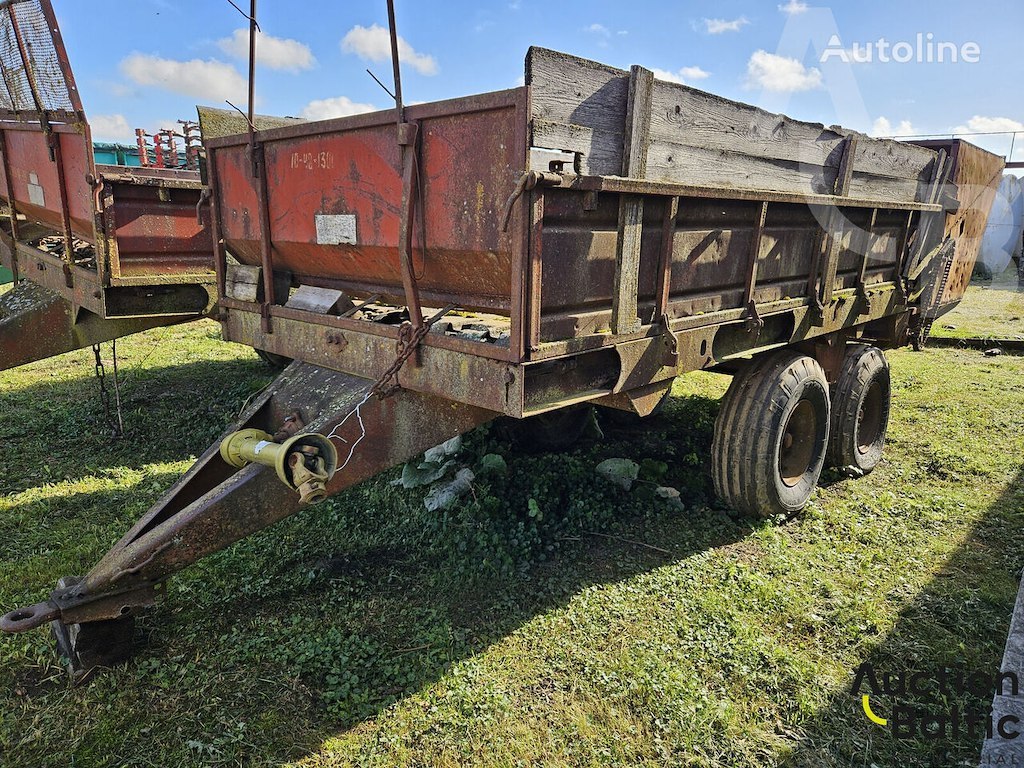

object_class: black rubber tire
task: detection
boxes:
[254,348,292,369]
[712,351,830,517]
[826,344,890,476]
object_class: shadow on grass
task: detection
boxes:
[779,464,1024,768]
[0,390,768,766]
[0,355,274,496]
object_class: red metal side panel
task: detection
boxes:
[107,178,214,278]
[209,90,528,313]
[1,126,93,240]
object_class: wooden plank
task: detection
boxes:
[834,136,857,196]
[611,65,653,335]
[613,199,644,334]
[284,285,353,314]
[621,65,653,175]
[531,119,928,200]
[527,47,627,138]
[197,105,305,140]
[225,263,261,303]
[526,47,937,203]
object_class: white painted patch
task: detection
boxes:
[27,172,44,207]
[253,440,271,456]
[315,214,357,245]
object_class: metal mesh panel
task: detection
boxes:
[0,0,74,115]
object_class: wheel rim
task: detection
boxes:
[857,379,884,455]
[779,398,818,487]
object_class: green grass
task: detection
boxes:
[930,266,1024,341]
[1,311,1023,767]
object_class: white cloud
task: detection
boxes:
[300,95,376,122]
[91,113,133,142]
[652,65,710,85]
[584,23,610,36]
[778,0,808,14]
[217,29,316,73]
[341,24,438,76]
[953,115,1024,134]
[120,53,248,102]
[102,81,137,99]
[745,50,822,92]
[871,117,915,137]
[703,17,749,34]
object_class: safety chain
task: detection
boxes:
[370,305,453,399]
[91,341,125,437]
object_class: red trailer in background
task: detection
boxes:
[0,0,214,372]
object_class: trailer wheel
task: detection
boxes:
[712,351,830,517]
[826,344,890,476]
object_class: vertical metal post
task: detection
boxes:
[246,0,257,144]
[742,201,768,324]
[207,148,227,303]
[855,208,877,304]
[527,192,544,350]
[387,0,404,127]
[152,133,165,169]
[241,0,277,333]
[0,131,19,281]
[387,0,423,328]
[8,4,47,127]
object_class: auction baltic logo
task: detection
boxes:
[853,663,1019,740]
[820,33,981,64]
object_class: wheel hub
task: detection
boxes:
[779,398,817,487]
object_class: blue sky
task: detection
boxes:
[56,0,1023,164]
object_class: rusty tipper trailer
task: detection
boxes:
[0,45,1002,673]
[0,0,214,371]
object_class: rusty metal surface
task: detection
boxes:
[221,305,518,414]
[203,46,954,392]
[207,89,529,315]
[0,279,188,371]
[0,37,984,669]
[566,175,944,213]
[1,362,497,633]
[0,0,216,372]
[99,174,213,281]
[532,187,912,346]
[0,0,211,307]
[910,139,1005,311]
